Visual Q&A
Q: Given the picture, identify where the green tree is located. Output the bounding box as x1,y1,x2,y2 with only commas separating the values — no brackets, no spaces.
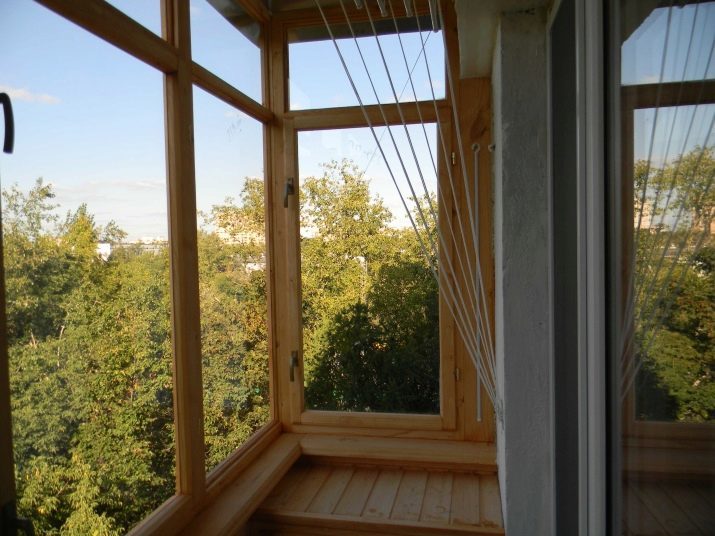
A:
633,147,715,422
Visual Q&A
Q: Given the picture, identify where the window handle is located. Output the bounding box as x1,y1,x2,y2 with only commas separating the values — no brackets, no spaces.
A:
0,93,14,154
289,351,299,382
283,177,295,208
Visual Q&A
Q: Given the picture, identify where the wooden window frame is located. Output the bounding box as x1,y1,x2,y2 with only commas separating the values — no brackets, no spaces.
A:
7,0,497,533
268,2,496,442
27,1,280,533
620,79,715,447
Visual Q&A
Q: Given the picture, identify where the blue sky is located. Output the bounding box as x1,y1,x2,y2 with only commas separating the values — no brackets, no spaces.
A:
0,1,712,240
0,0,443,240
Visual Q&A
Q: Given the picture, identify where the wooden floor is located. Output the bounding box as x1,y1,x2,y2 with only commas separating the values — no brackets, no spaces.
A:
249,460,504,535
623,479,715,535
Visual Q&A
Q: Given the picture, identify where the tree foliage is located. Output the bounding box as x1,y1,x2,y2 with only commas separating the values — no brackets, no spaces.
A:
5,161,437,532
633,147,715,422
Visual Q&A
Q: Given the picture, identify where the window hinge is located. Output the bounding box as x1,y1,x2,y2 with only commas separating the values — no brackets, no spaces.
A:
283,177,295,208
454,367,461,381
451,152,456,166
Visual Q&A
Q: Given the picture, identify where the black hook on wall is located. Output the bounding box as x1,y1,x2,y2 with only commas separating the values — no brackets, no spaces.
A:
1,93,15,154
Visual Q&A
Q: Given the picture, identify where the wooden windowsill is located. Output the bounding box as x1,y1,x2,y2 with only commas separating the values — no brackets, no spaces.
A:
147,433,497,535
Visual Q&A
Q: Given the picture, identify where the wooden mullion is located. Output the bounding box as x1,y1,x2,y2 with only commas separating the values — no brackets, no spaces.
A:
235,0,272,24
273,0,432,28
37,0,178,73
267,17,294,426
288,100,447,131
437,111,458,433
622,79,715,110
260,16,280,428
162,0,206,498
191,62,273,123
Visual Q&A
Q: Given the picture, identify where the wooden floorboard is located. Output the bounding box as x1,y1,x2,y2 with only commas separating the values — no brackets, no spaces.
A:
253,460,503,535
624,479,715,536
363,469,403,519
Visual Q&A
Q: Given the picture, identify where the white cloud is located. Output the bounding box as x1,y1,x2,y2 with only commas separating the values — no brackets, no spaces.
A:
0,84,60,104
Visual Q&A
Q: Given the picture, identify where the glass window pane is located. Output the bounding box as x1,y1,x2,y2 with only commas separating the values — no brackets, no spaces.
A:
617,1,715,533
622,3,715,86
192,87,270,473
0,2,173,533
299,125,440,414
105,0,162,36
190,0,263,103
289,21,444,110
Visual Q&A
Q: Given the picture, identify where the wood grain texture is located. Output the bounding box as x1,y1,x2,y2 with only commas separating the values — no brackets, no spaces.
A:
450,474,479,526
162,0,206,500
420,472,454,523
38,0,178,72
363,469,403,519
334,468,379,516
390,470,429,521
298,434,496,472
623,479,715,536
254,460,503,534
307,467,355,514
179,434,301,535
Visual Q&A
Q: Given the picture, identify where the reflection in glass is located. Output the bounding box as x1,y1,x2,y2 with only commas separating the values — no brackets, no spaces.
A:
617,2,715,534
190,0,263,103
289,23,444,110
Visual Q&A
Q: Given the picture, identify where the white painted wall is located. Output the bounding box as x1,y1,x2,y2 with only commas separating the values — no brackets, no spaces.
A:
491,9,554,535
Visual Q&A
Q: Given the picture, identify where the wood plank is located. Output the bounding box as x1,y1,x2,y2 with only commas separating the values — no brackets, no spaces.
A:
420,472,454,523
478,475,502,529
261,466,310,510
334,468,379,516
456,76,495,443
162,0,206,499
273,0,432,28
665,483,715,535
391,470,429,521
632,480,701,535
127,494,194,536
37,0,178,73
623,445,715,478
621,80,715,110
205,422,281,502
363,469,403,519
179,434,301,535
267,15,293,426
288,101,446,131
623,481,667,536
252,510,505,535
299,411,443,431
191,62,273,123
281,465,332,512
450,474,479,526
286,422,462,440
235,0,271,24
298,435,496,473
307,467,355,514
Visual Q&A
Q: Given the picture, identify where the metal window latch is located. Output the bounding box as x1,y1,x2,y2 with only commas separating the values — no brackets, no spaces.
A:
1,93,15,154
289,351,299,382
283,177,295,208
